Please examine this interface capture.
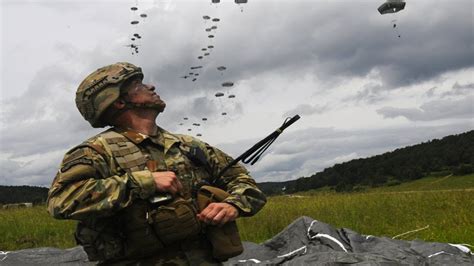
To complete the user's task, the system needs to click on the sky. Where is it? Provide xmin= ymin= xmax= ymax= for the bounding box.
xmin=0 ymin=0 xmax=473 ymax=186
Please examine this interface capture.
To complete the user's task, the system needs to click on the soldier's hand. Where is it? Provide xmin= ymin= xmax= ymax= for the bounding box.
xmin=197 ymin=202 xmax=239 ymax=226
xmin=151 ymin=171 xmax=183 ymax=195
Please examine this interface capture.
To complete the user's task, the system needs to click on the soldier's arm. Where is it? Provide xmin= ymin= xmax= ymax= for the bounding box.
xmin=47 ymin=146 xmax=156 ymax=220
xmin=204 ymin=143 xmax=267 ymax=217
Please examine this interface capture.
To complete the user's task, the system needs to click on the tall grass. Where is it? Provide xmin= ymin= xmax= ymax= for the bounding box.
xmin=1 ymin=174 xmax=473 ymax=251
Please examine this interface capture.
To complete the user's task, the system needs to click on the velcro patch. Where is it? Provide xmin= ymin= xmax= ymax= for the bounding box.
xmin=61 ymin=158 xmax=93 ymax=173
xmin=63 ymin=149 xmax=87 ymax=165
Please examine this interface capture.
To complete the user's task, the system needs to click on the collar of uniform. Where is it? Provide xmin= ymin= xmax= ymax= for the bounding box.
xmin=159 ymin=127 xmax=182 ymax=154
xmin=113 ymin=127 xmax=181 ymax=154
xmin=113 ymin=128 xmax=148 ymax=144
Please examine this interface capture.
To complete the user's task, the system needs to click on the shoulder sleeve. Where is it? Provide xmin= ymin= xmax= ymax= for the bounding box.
xmin=47 ymin=142 xmax=156 ymax=220
xmin=181 ymin=135 xmax=267 ymax=217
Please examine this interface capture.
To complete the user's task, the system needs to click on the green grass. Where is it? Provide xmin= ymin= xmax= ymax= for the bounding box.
xmin=1 ymin=174 xmax=473 ymax=251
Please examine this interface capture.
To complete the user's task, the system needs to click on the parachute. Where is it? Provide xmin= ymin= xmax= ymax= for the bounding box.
xmin=222 ymin=82 xmax=234 ymax=87
xmin=212 ymin=18 xmax=220 ymax=22
xmin=212 ymin=0 xmax=220 ymax=3
xmin=217 ymin=66 xmax=227 ymax=71
xmin=131 ymin=21 xmax=139 ymax=25
xmin=196 ymin=133 xmax=202 ymax=137
xmin=203 ymin=15 xmax=210 ymax=20
xmin=211 ymin=25 xmax=217 ymax=30
xmin=140 ymin=14 xmax=147 ymax=18
xmin=378 ymin=0 xmax=406 ymax=14
xmin=221 ymin=112 xmax=227 ymax=116
xmin=202 ymin=118 xmax=208 ymax=121
xmin=235 ymin=0 xmax=248 ymax=12
xmin=208 ymin=45 xmax=214 ymax=49
xmin=131 ymin=7 xmax=138 ymax=11
xmin=228 ymin=94 xmax=236 ymax=98
xmin=215 ymin=92 xmax=224 ymax=97
xmin=208 ymin=35 xmax=215 ymax=38
xmin=378 ymin=0 xmax=406 ymax=38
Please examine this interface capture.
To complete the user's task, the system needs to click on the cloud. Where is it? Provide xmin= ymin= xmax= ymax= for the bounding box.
xmin=377 ymin=96 xmax=474 ymax=121
xmin=283 ymin=104 xmax=329 ymax=117
xmin=442 ymin=82 xmax=474 ymax=97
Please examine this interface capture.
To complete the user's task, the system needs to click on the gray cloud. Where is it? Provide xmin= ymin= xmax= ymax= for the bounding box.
xmin=283 ymin=103 xmax=329 ymax=118
xmin=377 ymin=96 xmax=474 ymax=121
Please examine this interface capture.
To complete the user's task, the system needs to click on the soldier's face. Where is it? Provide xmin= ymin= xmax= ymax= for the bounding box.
xmin=122 ymin=77 xmax=166 ymax=112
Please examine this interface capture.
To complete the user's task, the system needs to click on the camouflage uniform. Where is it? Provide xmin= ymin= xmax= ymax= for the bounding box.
xmin=47 ymin=62 xmax=266 ymax=265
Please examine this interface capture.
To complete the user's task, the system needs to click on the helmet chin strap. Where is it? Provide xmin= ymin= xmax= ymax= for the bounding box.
xmin=122 ymin=101 xmax=165 ymax=112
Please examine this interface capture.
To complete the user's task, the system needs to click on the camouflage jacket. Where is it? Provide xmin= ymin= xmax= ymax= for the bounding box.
xmin=47 ymin=127 xmax=266 ymax=221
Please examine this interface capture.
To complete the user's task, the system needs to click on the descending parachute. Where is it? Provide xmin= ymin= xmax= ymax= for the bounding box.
xmin=198 ymin=56 xmax=203 ymax=59
xmin=140 ymin=14 xmax=147 ymax=18
xmin=212 ymin=18 xmax=220 ymax=22
xmin=202 ymin=118 xmax=208 ymax=121
xmin=191 ymin=66 xmax=203 ymax=70
xmin=131 ymin=20 xmax=139 ymax=25
xmin=378 ymin=0 xmax=405 ymax=14
xmin=378 ymin=0 xmax=406 ymax=38
xmin=212 ymin=0 xmax=220 ymax=3
xmin=235 ymin=0 xmax=248 ymax=12
xmin=208 ymin=35 xmax=215 ymax=38
xmin=204 ymin=53 xmax=210 ymax=56
xmin=228 ymin=94 xmax=236 ymax=98
xmin=208 ymin=45 xmax=214 ymax=49
xmin=203 ymin=15 xmax=211 ymax=20
xmin=211 ymin=25 xmax=217 ymax=30
xmin=206 ymin=28 xmax=212 ymax=32
xmin=215 ymin=92 xmax=224 ymax=97
xmin=222 ymin=82 xmax=234 ymax=87
xmin=183 ymin=117 xmax=189 ymax=120
xmin=217 ymin=66 xmax=226 ymax=71
xmin=196 ymin=133 xmax=202 ymax=137
xmin=221 ymin=112 xmax=227 ymax=116
xmin=131 ymin=7 xmax=138 ymax=11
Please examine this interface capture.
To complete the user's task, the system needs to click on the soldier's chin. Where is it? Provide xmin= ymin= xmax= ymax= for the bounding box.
xmin=152 ymin=101 xmax=166 ymax=112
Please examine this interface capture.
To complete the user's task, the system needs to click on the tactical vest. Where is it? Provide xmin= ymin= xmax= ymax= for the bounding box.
xmin=76 ymin=129 xmax=204 ymax=261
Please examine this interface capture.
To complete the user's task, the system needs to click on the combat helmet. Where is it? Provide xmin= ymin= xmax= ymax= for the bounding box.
xmin=75 ymin=62 xmax=143 ymax=128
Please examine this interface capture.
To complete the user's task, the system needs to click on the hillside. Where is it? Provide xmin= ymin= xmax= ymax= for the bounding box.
xmin=259 ymin=130 xmax=474 ymax=195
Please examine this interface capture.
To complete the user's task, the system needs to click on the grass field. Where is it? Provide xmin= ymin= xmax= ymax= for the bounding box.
xmin=1 ymin=174 xmax=473 ymax=251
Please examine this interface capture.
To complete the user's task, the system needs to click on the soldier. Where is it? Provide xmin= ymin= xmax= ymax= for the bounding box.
xmin=47 ymin=62 xmax=267 ymax=265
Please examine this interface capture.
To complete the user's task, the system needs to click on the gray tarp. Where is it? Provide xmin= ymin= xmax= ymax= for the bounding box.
xmin=1 ymin=216 xmax=472 ymax=265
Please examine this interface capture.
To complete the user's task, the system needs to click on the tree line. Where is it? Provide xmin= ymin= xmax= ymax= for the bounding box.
xmin=0 ymin=185 xmax=48 ymax=205
xmin=259 ymin=130 xmax=474 ymax=195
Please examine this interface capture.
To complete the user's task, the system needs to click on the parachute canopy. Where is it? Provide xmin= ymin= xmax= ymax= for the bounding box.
xmin=378 ymin=0 xmax=406 ymax=14
xmin=215 ymin=92 xmax=224 ymax=97
xmin=222 ymin=82 xmax=234 ymax=87
xmin=131 ymin=7 xmax=138 ymax=11
xmin=217 ymin=66 xmax=227 ymax=71
xmin=208 ymin=35 xmax=215 ymax=38
xmin=202 ymin=118 xmax=208 ymax=121
xmin=212 ymin=18 xmax=220 ymax=22
xmin=228 ymin=94 xmax=236 ymax=98
xmin=235 ymin=0 xmax=248 ymax=3
xmin=208 ymin=45 xmax=214 ymax=49
xmin=203 ymin=15 xmax=210 ymax=20
xmin=131 ymin=20 xmax=139 ymax=25
xmin=140 ymin=14 xmax=147 ymax=18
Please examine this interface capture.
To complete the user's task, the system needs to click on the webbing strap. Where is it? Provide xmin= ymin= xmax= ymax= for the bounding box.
xmin=100 ymin=130 xmax=148 ymax=174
